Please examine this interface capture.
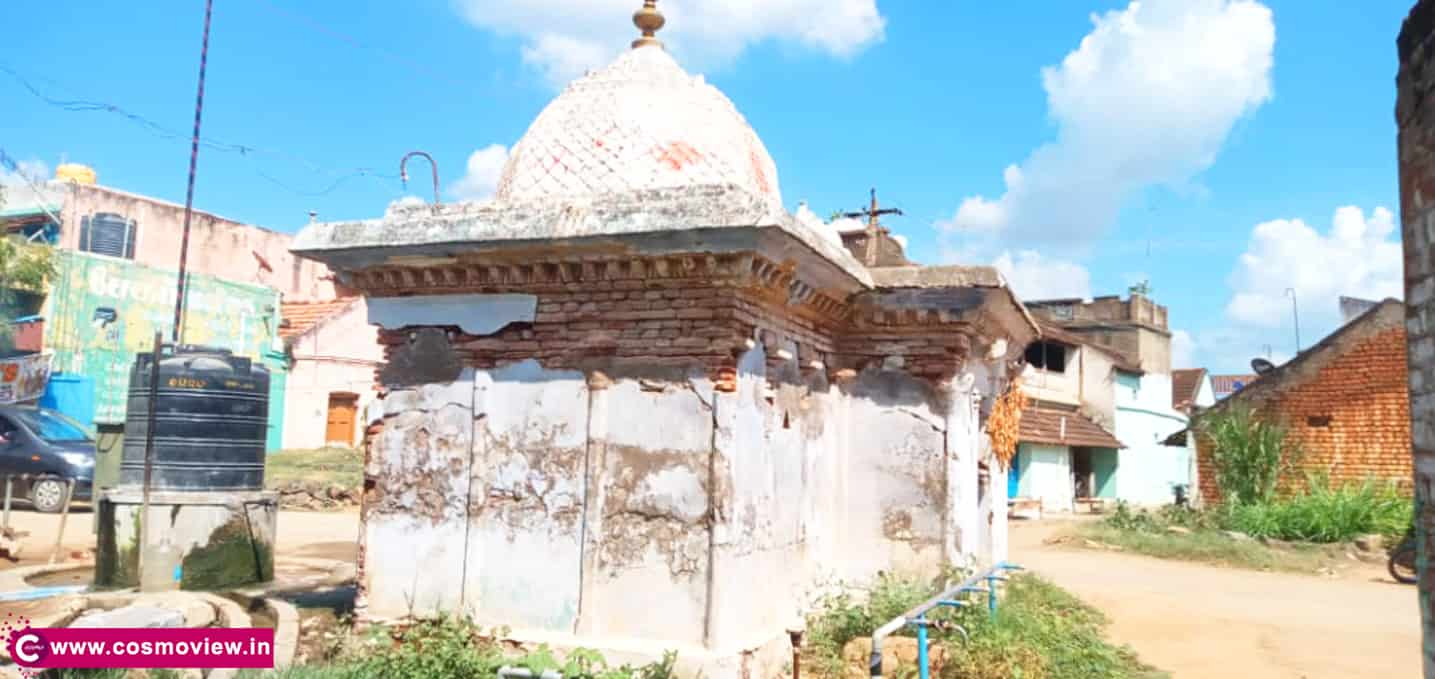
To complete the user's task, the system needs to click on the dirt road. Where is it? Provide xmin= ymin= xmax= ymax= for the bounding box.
xmin=1012 ymin=519 xmax=1421 ymax=679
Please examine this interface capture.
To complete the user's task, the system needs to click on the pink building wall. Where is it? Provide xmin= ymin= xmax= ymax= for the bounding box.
xmin=54 ymin=182 xmax=335 ymax=302
xmin=282 ymin=300 xmax=382 ymax=449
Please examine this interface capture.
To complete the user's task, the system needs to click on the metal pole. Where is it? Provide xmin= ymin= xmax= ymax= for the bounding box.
xmin=137 ymin=332 xmax=163 ymax=590
xmin=2 ymin=476 xmax=13 ymax=533
xmin=170 ymin=0 xmax=215 ymax=344
xmin=47 ymin=479 xmax=75 ymax=565
xmin=1285 ymin=288 xmax=1301 ymax=354
xmin=399 ymin=151 xmax=440 ymax=206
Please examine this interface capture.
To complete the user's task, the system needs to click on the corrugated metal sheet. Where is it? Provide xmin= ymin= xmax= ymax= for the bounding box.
xmin=42 ymin=250 xmax=283 ymax=425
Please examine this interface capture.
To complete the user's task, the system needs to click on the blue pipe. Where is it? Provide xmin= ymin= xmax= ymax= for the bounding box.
xmin=870 ymin=562 xmax=1024 ymax=678
xmin=916 ymin=613 xmax=929 ymax=679
xmin=987 ymin=574 xmax=998 ymax=617
xmin=0 ymin=585 xmax=86 ymax=602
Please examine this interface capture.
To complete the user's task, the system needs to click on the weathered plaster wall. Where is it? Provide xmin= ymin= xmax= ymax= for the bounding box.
xmin=469 ymin=361 xmax=590 ymax=633
xmin=338 ymin=257 xmax=1026 ymax=678
xmin=357 ymin=338 xmax=991 ymax=676
xmin=282 ymin=301 xmax=382 ymax=449
xmin=362 ymin=376 xmax=475 ymax=618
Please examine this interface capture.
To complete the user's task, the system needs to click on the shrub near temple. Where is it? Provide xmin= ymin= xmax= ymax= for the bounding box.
xmin=1200 ymin=406 xmax=1301 ymax=505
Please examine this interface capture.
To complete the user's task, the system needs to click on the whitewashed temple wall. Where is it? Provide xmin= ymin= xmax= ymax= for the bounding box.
xmin=356 ymin=340 xmax=996 ymax=675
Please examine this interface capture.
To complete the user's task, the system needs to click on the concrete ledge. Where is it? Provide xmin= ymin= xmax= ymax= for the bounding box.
xmin=0 ymin=562 xmax=96 ymax=592
xmin=265 ymin=597 xmax=301 ymax=669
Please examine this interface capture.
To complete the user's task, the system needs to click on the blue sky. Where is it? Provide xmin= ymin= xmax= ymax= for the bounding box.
xmin=0 ymin=0 xmax=1413 ymax=373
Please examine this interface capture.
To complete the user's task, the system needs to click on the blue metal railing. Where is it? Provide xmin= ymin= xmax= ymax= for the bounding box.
xmin=868 ymin=561 xmax=1023 ymax=678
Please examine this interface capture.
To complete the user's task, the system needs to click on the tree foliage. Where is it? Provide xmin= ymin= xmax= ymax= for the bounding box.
xmin=1198 ymin=405 xmax=1300 ymax=505
xmin=0 ymin=185 xmax=58 ymax=350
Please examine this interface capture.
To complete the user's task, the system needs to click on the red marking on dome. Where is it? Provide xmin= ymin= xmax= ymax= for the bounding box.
xmin=749 ymin=148 xmax=772 ymax=194
xmin=595 ymin=139 xmax=605 ymax=148
xmin=653 ymin=142 xmax=703 ymax=171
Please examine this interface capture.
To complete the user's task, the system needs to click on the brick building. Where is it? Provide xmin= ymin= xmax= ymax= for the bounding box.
xmin=1397 ymin=2 xmax=1435 ymax=673
xmin=1190 ymin=299 xmax=1411 ymax=504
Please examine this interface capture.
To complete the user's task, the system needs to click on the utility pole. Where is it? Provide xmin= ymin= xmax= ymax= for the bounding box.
xmin=839 ymin=188 xmax=903 ymax=267
xmin=1285 ymin=288 xmax=1301 ymax=354
xmin=171 ymin=0 xmax=215 ymax=344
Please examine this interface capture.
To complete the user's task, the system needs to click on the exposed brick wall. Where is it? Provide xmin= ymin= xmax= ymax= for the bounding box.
xmin=357 ymin=255 xmax=1004 ymax=451
xmin=1398 ymin=2 xmax=1435 ymax=672
xmin=1195 ymin=327 xmax=1412 ymax=504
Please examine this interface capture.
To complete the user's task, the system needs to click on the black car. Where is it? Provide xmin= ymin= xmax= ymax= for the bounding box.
xmin=0 ymin=405 xmax=94 ymax=513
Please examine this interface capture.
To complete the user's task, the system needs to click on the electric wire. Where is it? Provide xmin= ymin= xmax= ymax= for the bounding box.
xmin=0 ymin=64 xmax=402 ymax=198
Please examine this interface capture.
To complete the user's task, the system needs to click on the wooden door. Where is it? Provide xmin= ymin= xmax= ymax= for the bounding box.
xmin=325 ymin=393 xmax=358 ymax=445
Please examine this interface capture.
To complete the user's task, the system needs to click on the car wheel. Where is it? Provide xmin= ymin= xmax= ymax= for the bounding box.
xmin=30 ymin=478 xmax=69 ymax=514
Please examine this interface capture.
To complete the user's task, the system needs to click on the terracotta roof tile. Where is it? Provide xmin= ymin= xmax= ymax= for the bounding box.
xmin=1019 ymin=406 xmax=1124 ymax=449
xmin=1211 ymin=374 xmax=1258 ymax=397
xmin=279 ymin=299 xmax=358 ymax=341
xmin=1172 ymin=368 xmax=1207 ymax=411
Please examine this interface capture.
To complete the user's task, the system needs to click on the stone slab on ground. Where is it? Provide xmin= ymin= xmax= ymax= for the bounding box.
xmin=71 ymin=605 xmax=184 ymax=628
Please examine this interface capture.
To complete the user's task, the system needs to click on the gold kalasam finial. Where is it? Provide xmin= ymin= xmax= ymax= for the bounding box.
xmin=632 ymin=0 xmax=666 ymax=49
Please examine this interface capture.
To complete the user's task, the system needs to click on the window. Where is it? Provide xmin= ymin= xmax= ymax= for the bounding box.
xmin=1049 ymin=304 xmax=1074 ymax=321
xmin=13 ymin=409 xmax=91 ymax=443
xmin=1024 ymin=341 xmax=1067 ymax=372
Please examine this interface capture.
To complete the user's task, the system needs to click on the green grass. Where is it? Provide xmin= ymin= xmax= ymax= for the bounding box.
xmin=803 ymin=571 xmax=1163 ymax=679
xmin=233 ymin=616 xmax=675 ymax=679
xmin=266 ymin=448 xmax=363 ymax=490
xmin=1071 ymin=483 xmax=1411 ymax=574
xmin=1220 ymin=475 xmax=1410 ymax=545
xmin=942 ymin=575 xmax=1166 ymax=679
xmin=1073 ymin=524 xmax=1335 ymax=574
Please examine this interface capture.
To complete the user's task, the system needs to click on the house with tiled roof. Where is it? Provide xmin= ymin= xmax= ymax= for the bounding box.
xmin=1172 ymin=368 xmax=1215 ymax=414
xmin=1014 ymin=292 xmax=1197 ymax=512
xmin=278 ymin=295 xmax=382 ymax=449
xmin=1012 ymin=322 xmax=1126 ymax=512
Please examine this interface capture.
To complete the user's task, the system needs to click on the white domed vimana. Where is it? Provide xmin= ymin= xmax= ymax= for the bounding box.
xmin=493 ymin=1 xmax=784 ymax=211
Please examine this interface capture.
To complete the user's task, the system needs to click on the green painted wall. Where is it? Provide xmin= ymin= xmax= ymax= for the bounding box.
xmin=42 ymin=250 xmax=283 ymax=426
xmin=1092 ymin=448 xmax=1119 ymax=499
xmin=263 ymin=350 xmax=288 ymax=452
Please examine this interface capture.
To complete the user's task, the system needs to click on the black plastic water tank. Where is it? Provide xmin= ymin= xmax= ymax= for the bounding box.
xmin=82 ymin=213 xmax=136 ymax=259
xmin=120 ymin=345 xmax=270 ymax=491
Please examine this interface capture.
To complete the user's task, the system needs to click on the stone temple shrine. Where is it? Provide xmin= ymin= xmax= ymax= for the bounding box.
xmin=292 ymin=2 xmax=1038 ymax=675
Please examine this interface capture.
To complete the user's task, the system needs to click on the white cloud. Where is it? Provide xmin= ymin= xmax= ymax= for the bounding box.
xmin=938 ymin=0 xmax=1274 ymax=257
xmin=454 ymin=0 xmax=886 ymax=87
xmin=387 ymin=195 xmax=428 ymax=211
xmin=450 ymin=145 xmax=510 ymax=201
xmin=0 ymin=158 xmax=57 ymax=211
xmin=1170 ymin=329 xmax=1196 ymax=370
xmin=992 ymin=250 xmax=1092 ymax=302
xmin=1186 ymin=205 xmax=1401 ymax=372
xmin=1225 ymin=206 xmax=1401 ymax=329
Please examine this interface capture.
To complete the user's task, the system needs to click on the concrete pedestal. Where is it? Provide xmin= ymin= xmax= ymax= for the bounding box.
xmin=95 ymin=488 xmax=278 ymax=591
